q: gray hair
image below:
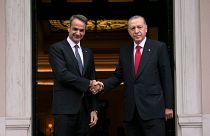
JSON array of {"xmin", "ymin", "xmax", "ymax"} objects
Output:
[
  {"xmin": 128, "ymin": 15, "xmax": 147, "ymax": 25},
  {"xmin": 69, "ymin": 14, "xmax": 88, "ymax": 26}
]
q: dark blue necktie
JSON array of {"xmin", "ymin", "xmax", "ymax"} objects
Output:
[{"xmin": 74, "ymin": 45, "xmax": 83, "ymax": 74}]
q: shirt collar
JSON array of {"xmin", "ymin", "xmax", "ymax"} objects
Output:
[
  {"xmin": 67, "ymin": 37, "xmax": 81, "ymax": 48},
  {"xmin": 134, "ymin": 37, "xmax": 146, "ymax": 49}
]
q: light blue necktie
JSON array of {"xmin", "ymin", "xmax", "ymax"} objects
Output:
[{"xmin": 74, "ymin": 45, "xmax": 83, "ymax": 74}]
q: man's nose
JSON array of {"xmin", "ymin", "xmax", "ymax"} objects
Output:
[
  {"xmin": 134, "ymin": 28, "xmax": 140, "ymax": 33},
  {"xmin": 75, "ymin": 30, "xmax": 81, "ymax": 34}
]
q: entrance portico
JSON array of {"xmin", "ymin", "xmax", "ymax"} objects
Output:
[{"xmin": 0, "ymin": 0, "xmax": 210, "ymax": 136}]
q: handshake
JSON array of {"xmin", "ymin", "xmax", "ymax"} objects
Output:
[{"xmin": 89, "ymin": 80, "xmax": 104, "ymax": 94}]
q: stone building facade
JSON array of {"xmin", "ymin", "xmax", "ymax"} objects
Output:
[{"xmin": 0, "ymin": 0, "xmax": 210, "ymax": 136}]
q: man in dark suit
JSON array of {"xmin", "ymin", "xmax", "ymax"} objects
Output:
[
  {"xmin": 92, "ymin": 15, "xmax": 174, "ymax": 136},
  {"xmin": 48, "ymin": 14, "xmax": 99, "ymax": 136}
]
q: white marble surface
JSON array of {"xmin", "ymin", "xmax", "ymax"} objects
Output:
[
  {"xmin": 175, "ymin": 0, "xmax": 201, "ymax": 115},
  {"xmin": 203, "ymin": 114, "xmax": 210, "ymax": 136},
  {"xmin": 6, "ymin": 0, "xmax": 32, "ymax": 117},
  {"xmin": 3, "ymin": 0, "xmax": 32, "ymax": 135},
  {"xmin": 0, "ymin": 0, "xmax": 6, "ymax": 117},
  {"xmin": 174, "ymin": 0, "xmax": 203, "ymax": 135},
  {"xmin": 0, "ymin": 117, "xmax": 6, "ymax": 136},
  {"xmin": 200, "ymin": 0, "xmax": 210, "ymax": 113},
  {"xmin": 5, "ymin": 117, "xmax": 31, "ymax": 136}
]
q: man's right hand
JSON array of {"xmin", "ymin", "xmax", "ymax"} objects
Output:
[{"xmin": 89, "ymin": 80, "xmax": 104, "ymax": 94}]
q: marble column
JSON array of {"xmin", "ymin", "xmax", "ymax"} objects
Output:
[
  {"xmin": 200, "ymin": 0, "xmax": 210, "ymax": 136},
  {"xmin": 0, "ymin": 0, "xmax": 6, "ymax": 135},
  {"xmin": 174, "ymin": 0, "xmax": 202, "ymax": 135},
  {"xmin": 4, "ymin": 0, "xmax": 32, "ymax": 135}
]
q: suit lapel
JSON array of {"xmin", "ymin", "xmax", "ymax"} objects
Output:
[
  {"xmin": 82, "ymin": 47, "xmax": 89, "ymax": 75},
  {"xmin": 63, "ymin": 39, "xmax": 82, "ymax": 75},
  {"xmin": 127, "ymin": 44, "xmax": 136, "ymax": 79},
  {"xmin": 136, "ymin": 39, "xmax": 152, "ymax": 77}
]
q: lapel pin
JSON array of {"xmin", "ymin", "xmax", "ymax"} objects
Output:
[{"xmin": 148, "ymin": 49, "xmax": 151, "ymax": 52}]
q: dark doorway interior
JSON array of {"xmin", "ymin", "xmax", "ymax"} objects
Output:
[{"xmin": 32, "ymin": 0, "xmax": 174, "ymax": 136}]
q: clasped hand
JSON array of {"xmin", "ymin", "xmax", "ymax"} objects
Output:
[{"xmin": 89, "ymin": 80, "xmax": 103, "ymax": 94}]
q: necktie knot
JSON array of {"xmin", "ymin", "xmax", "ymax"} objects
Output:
[
  {"xmin": 75, "ymin": 44, "xmax": 79, "ymax": 49},
  {"xmin": 136, "ymin": 45, "xmax": 141, "ymax": 51}
]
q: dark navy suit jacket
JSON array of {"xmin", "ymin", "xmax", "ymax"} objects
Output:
[
  {"xmin": 103, "ymin": 38, "xmax": 173, "ymax": 121},
  {"xmin": 48, "ymin": 38, "xmax": 98, "ymax": 114}
]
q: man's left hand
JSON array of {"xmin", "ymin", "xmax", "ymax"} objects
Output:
[
  {"xmin": 89, "ymin": 111, "xmax": 98, "ymax": 128},
  {"xmin": 165, "ymin": 108, "xmax": 173, "ymax": 121}
]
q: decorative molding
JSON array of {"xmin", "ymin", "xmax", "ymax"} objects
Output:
[
  {"xmin": 0, "ymin": 117, "xmax": 31, "ymax": 136},
  {"xmin": 0, "ymin": 117, "xmax": 6, "ymax": 136},
  {"xmin": 5, "ymin": 117, "xmax": 31, "ymax": 128},
  {"xmin": 178, "ymin": 114, "xmax": 202, "ymax": 127},
  {"xmin": 49, "ymin": 19, "xmax": 128, "ymax": 32},
  {"xmin": 203, "ymin": 114, "xmax": 210, "ymax": 136},
  {"xmin": 6, "ymin": 117, "xmax": 31, "ymax": 136}
]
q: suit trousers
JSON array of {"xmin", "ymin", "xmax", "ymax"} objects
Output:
[
  {"xmin": 54, "ymin": 101, "xmax": 90, "ymax": 136},
  {"xmin": 124, "ymin": 108, "xmax": 165, "ymax": 136}
]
